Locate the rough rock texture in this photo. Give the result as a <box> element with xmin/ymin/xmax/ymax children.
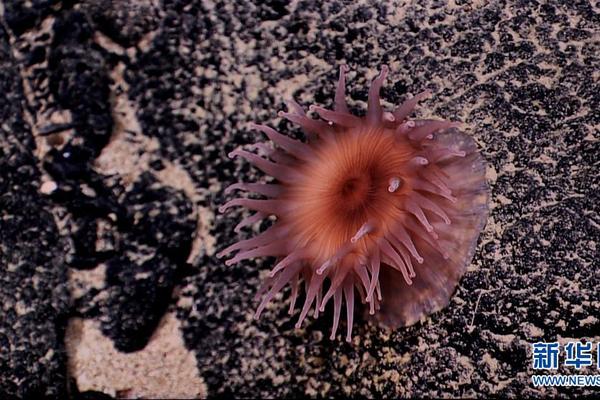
<box><xmin>0</xmin><ymin>0</ymin><xmax>598</xmax><ymax>398</ymax></box>
<box><xmin>0</xmin><ymin>19</ymin><xmax>70</xmax><ymax>398</ymax></box>
<box><xmin>65</xmin><ymin>313</ymin><xmax>207</xmax><ymax>398</ymax></box>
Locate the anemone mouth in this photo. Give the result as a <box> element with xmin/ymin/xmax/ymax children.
<box><xmin>287</xmin><ymin>127</ymin><xmax>415</xmax><ymax>257</ymax></box>
<box><xmin>219</xmin><ymin>65</ymin><xmax>489</xmax><ymax>342</ymax></box>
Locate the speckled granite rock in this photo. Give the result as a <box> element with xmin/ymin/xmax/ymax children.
<box><xmin>0</xmin><ymin>20</ymin><xmax>70</xmax><ymax>397</ymax></box>
<box><xmin>0</xmin><ymin>0</ymin><xmax>598</xmax><ymax>398</ymax></box>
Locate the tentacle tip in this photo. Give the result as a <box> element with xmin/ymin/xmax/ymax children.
<box><xmin>345</xmin><ymin>335</ymin><xmax>352</xmax><ymax>343</ymax></box>
<box><xmin>340</xmin><ymin>64</ymin><xmax>349</xmax><ymax>72</ymax></box>
<box><xmin>215</xmin><ymin>251</ymin><xmax>225</xmax><ymax>259</ymax></box>
<box><xmin>277</xmin><ymin>111</ymin><xmax>286</xmax><ymax>117</ymax></box>
<box><xmin>417</xmin><ymin>257</ymin><xmax>424</xmax><ymax>264</ymax></box>
<box><xmin>308</xmin><ymin>105</ymin><xmax>316</xmax><ymax>112</ymax></box>
<box><xmin>225</xmin><ymin>259</ymin><xmax>235</xmax><ymax>266</ymax></box>
<box><xmin>227</xmin><ymin>151</ymin><xmax>237</xmax><ymax>159</ymax></box>
<box><xmin>316</xmin><ymin>261</ymin><xmax>330</xmax><ymax>275</ymax></box>
<box><xmin>294</xmin><ymin>321</ymin><xmax>302</xmax><ymax>329</ymax></box>
<box><xmin>383</xmin><ymin>112</ymin><xmax>395</xmax><ymax>122</ymax></box>
<box><xmin>218</xmin><ymin>206</ymin><xmax>227</xmax><ymax>213</ymax></box>
<box><xmin>380</xmin><ymin>64</ymin><xmax>389</xmax><ymax>73</ymax></box>
<box><xmin>319</xmin><ymin>305</ymin><xmax>325</xmax><ymax>312</ymax></box>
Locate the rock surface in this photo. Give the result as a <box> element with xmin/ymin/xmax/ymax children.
<box><xmin>0</xmin><ymin>0</ymin><xmax>598</xmax><ymax>398</ymax></box>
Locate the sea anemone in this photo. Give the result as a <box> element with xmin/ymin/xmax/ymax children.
<box><xmin>219</xmin><ymin>66</ymin><xmax>489</xmax><ymax>342</ymax></box>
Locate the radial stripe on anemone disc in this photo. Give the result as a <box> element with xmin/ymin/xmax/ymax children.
<box><xmin>219</xmin><ymin>65</ymin><xmax>489</xmax><ymax>342</ymax></box>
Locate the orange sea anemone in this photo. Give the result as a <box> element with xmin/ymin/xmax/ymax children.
<box><xmin>219</xmin><ymin>66</ymin><xmax>489</xmax><ymax>342</ymax></box>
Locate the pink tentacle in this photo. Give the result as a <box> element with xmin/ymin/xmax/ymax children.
<box><xmin>228</xmin><ymin>149</ymin><xmax>297</xmax><ymax>182</ymax></box>
<box><xmin>316</xmin><ymin>242</ymin><xmax>353</xmax><ymax>275</ymax></box>
<box><xmin>335</xmin><ymin>65</ymin><xmax>350</xmax><ymax>114</ymax></box>
<box><xmin>380</xmin><ymin>238</ymin><xmax>413</xmax><ymax>285</ymax></box>
<box><xmin>367</xmin><ymin>65</ymin><xmax>389</xmax><ymax>124</ymax></box>
<box><xmin>284</xmin><ymin>98</ymin><xmax>305</xmax><ymax>115</ymax></box>
<box><xmin>404</xmin><ymin>217</ymin><xmax>450</xmax><ymax>259</ymax></box>
<box><xmin>278</xmin><ymin>111</ymin><xmax>333</xmax><ymax>139</ymax></box>
<box><xmin>314</xmin><ymin>284</ymin><xmax>322</xmax><ymax>318</ymax></box>
<box><xmin>309</xmin><ymin>105</ymin><xmax>362</xmax><ymax>128</ymax></box>
<box><xmin>387</xmin><ymin>234</ymin><xmax>416</xmax><ymax>278</ymax></box>
<box><xmin>420</xmin><ymin>168</ymin><xmax>452</xmax><ymax>194</ymax></box>
<box><xmin>288</xmin><ymin>274</ymin><xmax>300</xmax><ymax>315</ymax></box>
<box><xmin>224</xmin><ymin>182</ymin><xmax>283</xmax><ymax>198</ymax></box>
<box><xmin>320</xmin><ymin>264</ymin><xmax>349</xmax><ymax>311</ymax></box>
<box><xmin>396</xmin><ymin>120</ymin><xmax>416</xmax><ymax>137</ymax></box>
<box><xmin>411</xmin><ymin>180</ymin><xmax>457</xmax><ymax>203</ymax></box>
<box><xmin>343</xmin><ymin>277</ymin><xmax>355</xmax><ymax>342</ymax></box>
<box><xmin>405</xmin><ymin>197</ymin><xmax>435</xmax><ymax>233</ymax></box>
<box><xmin>354</xmin><ymin>264</ymin><xmax>373</xmax><ymax>312</ymax></box>
<box><xmin>393</xmin><ymin>90</ymin><xmax>431</xmax><ymax>122</ymax></box>
<box><xmin>217</xmin><ymin>224</ymin><xmax>284</xmax><ymax>258</ymax></box>
<box><xmin>425</xmin><ymin>145</ymin><xmax>466</xmax><ymax>162</ymax></box>
<box><xmin>354</xmin><ymin>264</ymin><xmax>371</xmax><ymax>294</ymax></box>
<box><xmin>249</xmin><ymin>123</ymin><xmax>313</xmax><ymax>160</ymax></box>
<box><xmin>330</xmin><ymin>289</ymin><xmax>343</xmax><ymax>340</ymax></box>
<box><xmin>389</xmin><ymin>223</ymin><xmax>424</xmax><ymax>263</ymax></box>
<box><xmin>366</xmin><ymin>245</ymin><xmax>380</xmax><ymax>302</ymax></box>
<box><xmin>254</xmin><ymin>274</ymin><xmax>275</xmax><ymax>301</ymax></box>
<box><xmin>396</xmin><ymin>244</ymin><xmax>416</xmax><ymax>278</ymax></box>
<box><xmin>255</xmin><ymin>262</ymin><xmax>304</xmax><ymax>319</ymax></box>
<box><xmin>234</xmin><ymin>212</ymin><xmax>266</xmax><ymax>233</ymax></box>
<box><xmin>225</xmin><ymin>242</ymin><xmax>288</xmax><ymax>266</ymax></box>
<box><xmin>412</xmin><ymin>192</ymin><xmax>452</xmax><ymax>224</ymax></box>
<box><xmin>219</xmin><ymin>198</ymin><xmax>285</xmax><ymax>215</ymax></box>
<box><xmin>408</xmin><ymin>120</ymin><xmax>461</xmax><ymax>142</ymax></box>
<box><xmin>296</xmin><ymin>272</ymin><xmax>326</xmax><ymax>328</ymax></box>
<box><xmin>268</xmin><ymin>249</ymin><xmax>308</xmax><ymax>277</ymax></box>
<box><xmin>247</xmin><ymin>142</ymin><xmax>273</xmax><ymax>156</ymax></box>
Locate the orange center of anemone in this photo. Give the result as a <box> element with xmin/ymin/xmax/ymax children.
<box><xmin>285</xmin><ymin>126</ymin><xmax>415</xmax><ymax>264</ymax></box>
